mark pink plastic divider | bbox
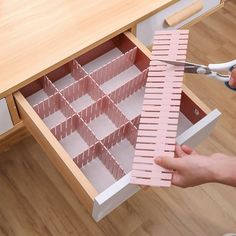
[90,47,138,86]
[46,60,88,90]
[131,115,141,129]
[131,30,189,187]
[102,122,137,151]
[50,114,97,145]
[79,96,128,128]
[71,60,88,81]
[60,75,105,104]
[109,69,148,104]
[33,92,75,122]
[43,76,59,97]
[74,142,125,180]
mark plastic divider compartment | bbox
[90,47,142,94]
[32,92,75,129]
[76,34,137,73]
[101,122,137,173]
[109,69,148,120]
[22,76,58,106]
[73,142,125,193]
[47,60,87,91]
[50,114,97,159]
[79,96,128,140]
[60,76,105,113]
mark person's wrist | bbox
[208,153,231,184]
[201,156,218,183]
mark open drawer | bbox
[14,31,220,222]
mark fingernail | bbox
[154,157,161,164]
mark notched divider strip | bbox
[131,30,189,187]
[90,47,138,87]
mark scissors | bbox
[158,59,236,90]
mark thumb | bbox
[155,156,182,170]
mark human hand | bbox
[229,67,236,88]
[155,145,236,188]
[155,145,215,187]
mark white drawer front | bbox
[0,98,14,135]
[93,173,140,222]
[177,109,221,147]
[137,0,221,46]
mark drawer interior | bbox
[20,33,206,194]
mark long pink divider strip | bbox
[90,47,137,86]
[131,30,189,187]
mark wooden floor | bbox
[1,1,236,235]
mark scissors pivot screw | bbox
[196,67,207,74]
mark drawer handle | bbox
[165,0,203,27]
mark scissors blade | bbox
[158,59,196,67]
[158,59,211,74]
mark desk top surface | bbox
[0,0,175,98]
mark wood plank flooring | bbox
[0,1,236,235]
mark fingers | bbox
[175,144,194,157]
[171,173,184,187]
[181,145,194,155]
[171,173,188,188]
[155,156,183,170]
[175,145,186,157]
[229,67,236,88]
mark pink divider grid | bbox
[74,142,125,180]
[130,30,189,187]
[90,47,138,86]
